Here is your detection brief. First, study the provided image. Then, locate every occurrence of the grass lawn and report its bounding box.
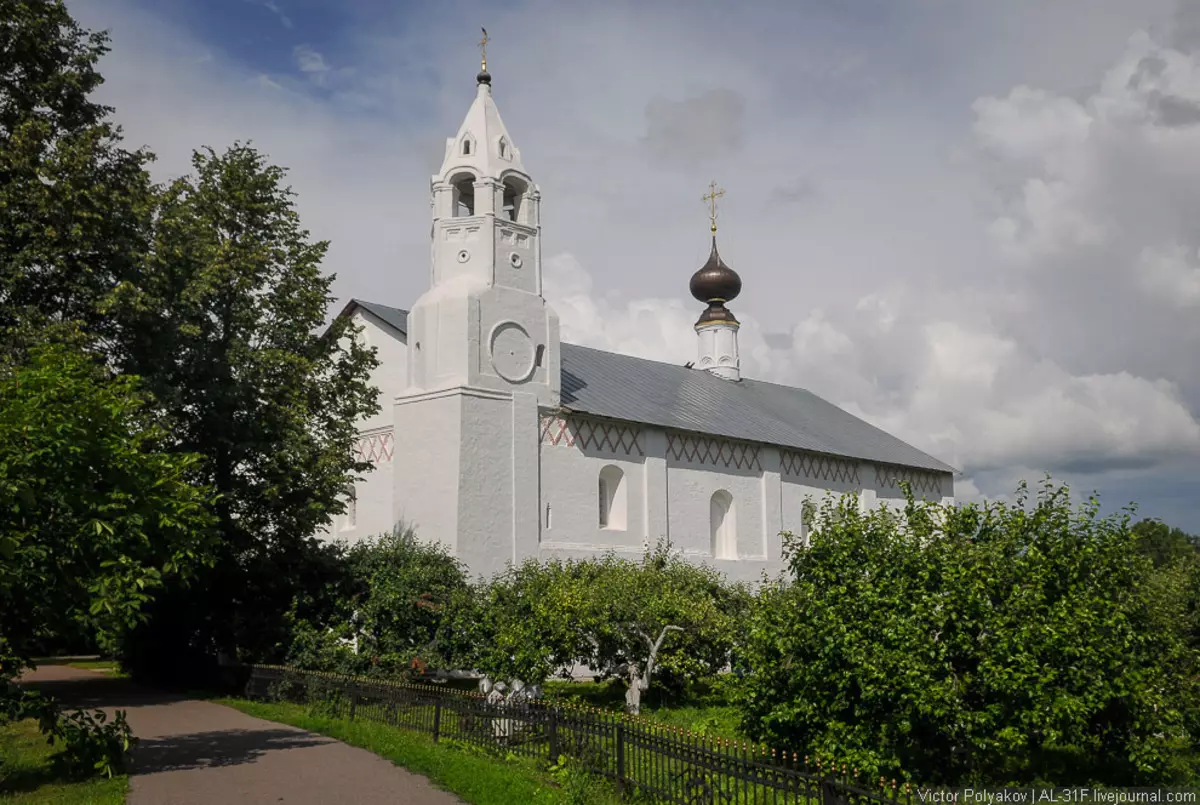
[0,719,127,805]
[218,698,622,805]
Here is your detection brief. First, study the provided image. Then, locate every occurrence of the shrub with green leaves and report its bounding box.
[285,526,469,676]
[445,544,749,706]
[735,481,1199,787]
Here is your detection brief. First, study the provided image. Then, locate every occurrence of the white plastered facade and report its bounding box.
[319,75,954,583]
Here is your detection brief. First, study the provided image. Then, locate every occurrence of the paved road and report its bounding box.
[22,664,464,805]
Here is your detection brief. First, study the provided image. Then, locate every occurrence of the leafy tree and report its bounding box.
[449,546,748,713]
[0,341,215,671]
[0,0,156,356]
[578,545,749,713]
[1131,517,1197,568]
[735,482,1199,787]
[285,526,470,676]
[112,144,379,682]
[443,558,588,685]
[344,526,470,671]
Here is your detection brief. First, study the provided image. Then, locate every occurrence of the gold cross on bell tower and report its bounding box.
[702,181,726,234]
[479,27,489,71]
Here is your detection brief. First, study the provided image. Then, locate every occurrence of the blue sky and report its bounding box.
[69,0,1200,530]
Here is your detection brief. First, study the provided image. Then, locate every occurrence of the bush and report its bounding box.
[2,688,135,780]
[445,543,750,708]
[284,525,469,677]
[734,481,1199,787]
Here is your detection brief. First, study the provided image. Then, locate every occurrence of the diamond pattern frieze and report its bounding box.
[539,415,644,457]
[665,432,762,471]
[874,464,944,498]
[780,450,861,487]
[353,430,395,465]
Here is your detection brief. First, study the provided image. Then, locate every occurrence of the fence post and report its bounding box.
[348,690,357,722]
[432,699,442,744]
[615,721,626,798]
[547,707,559,762]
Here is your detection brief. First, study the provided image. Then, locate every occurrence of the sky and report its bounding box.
[67,0,1200,530]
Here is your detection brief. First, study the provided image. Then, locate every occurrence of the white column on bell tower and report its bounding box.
[690,182,743,382]
[395,38,556,580]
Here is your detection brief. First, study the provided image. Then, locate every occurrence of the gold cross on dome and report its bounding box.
[479,27,489,70]
[702,181,725,233]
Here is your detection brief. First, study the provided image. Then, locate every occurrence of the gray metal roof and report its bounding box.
[353,300,954,474]
[560,343,955,474]
[353,299,409,335]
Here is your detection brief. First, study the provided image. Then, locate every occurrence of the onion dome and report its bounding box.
[477,68,491,86]
[689,236,742,326]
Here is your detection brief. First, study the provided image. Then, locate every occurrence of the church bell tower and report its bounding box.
[394,35,558,577]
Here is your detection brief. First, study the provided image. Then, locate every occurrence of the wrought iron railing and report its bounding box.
[243,664,913,805]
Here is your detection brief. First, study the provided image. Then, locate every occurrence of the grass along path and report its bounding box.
[62,661,125,679]
[218,698,623,805]
[0,719,127,805]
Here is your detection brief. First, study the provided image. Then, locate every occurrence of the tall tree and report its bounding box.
[1131,517,1197,568]
[113,144,379,680]
[0,340,215,680]
[0,0,155,354]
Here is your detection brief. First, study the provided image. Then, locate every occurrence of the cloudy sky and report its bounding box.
[68,0,1200,530]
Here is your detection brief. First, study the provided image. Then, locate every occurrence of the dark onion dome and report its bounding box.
[689,236,741,305]
[477,68,492,85]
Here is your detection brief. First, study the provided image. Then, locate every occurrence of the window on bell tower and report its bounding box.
[452,174,475,217]
[502,177,526,223]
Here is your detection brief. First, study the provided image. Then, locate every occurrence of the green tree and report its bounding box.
[112,144,379,682]
[444,558,587,685]
[579,545,749,713]
[285,526,470,676]
[0,340,215,678]
[0,0,156,355]
[1131,517,1197,568]
[449,546,747,712]
[735,482,1199,787]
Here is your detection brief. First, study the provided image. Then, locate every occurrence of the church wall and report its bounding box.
[537,414,648,559]
[663,431,768,571]
[779,451,866,541]
[393,389,464,556]
[353,309,408,433]
[454,388,523,580]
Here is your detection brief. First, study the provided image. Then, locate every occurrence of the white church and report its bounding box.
[323,59,956,582]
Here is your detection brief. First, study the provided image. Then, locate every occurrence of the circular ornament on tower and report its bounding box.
[457,249,471,263]
[489,321,536,383]
[509,252,523,268]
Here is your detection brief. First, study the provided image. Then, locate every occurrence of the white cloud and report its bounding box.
[293,45,329,77]
[64,0,1200,526]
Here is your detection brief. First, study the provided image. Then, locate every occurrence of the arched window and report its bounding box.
[598,465,626,530]
[462,138,472,156]
[710,490,735,559]
[502,177,526,223]
[451,174,476,217]
[498,139,508,158]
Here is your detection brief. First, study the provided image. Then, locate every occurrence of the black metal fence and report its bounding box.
[243,664,914,805]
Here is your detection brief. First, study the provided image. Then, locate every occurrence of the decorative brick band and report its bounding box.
[874,464,946,498]
[540,415,644,457]
[780,450,861,487]
[353,430,394,465]
[666,432,762,471]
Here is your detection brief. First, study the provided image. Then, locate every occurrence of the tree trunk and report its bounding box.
[624,624,683,715]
